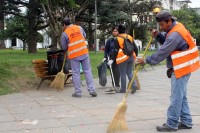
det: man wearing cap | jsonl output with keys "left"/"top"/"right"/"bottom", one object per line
{"left": 137, "top": 10, "right": 200, "bottom": 132}
{"left": 61, "top": 17, "right": 97, "bottom": 98}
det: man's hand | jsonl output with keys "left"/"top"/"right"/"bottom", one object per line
{"left": 135, "top": 57, "right": 146, "bottom": 65}
{"left": 150, "top": 29, "right": 158, "bottom": 37}
{"left": 107, "top": 60, "right": 113, "bottom": 66}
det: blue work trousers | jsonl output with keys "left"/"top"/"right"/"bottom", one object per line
{"left": 166, "top": 73, "right": 192, "bottom": 129}
{"left": 70, "top": 56, "right": 95, "bottom": 95}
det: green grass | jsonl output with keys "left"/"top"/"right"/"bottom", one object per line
{"left": 0, "top": 49, "right": 160, "bottom": 95}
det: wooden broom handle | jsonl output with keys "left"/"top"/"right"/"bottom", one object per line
{"left": 61, "top": 53, "right": 67, "bottom": 72}
{"left": 125, "top": 37, "right": 153, "bottom": 98}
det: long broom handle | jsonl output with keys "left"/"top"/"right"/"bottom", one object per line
{"left": 125, "top": 37, "right": 153, "bottom": 98}
{"left": 60, "top": 52, "right": 67, "bottom": 73}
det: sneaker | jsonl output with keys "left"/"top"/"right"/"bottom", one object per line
{"left": 104, "top": 88, "right": 116, "bottom": 94}
{"left": 178, "top": 122, "right": 192, "bottom": 130}
{"left": 72, "top": 93, "right": 81, "bottom": 98}
{"left": 89, "top": 92, "right": 97, "bottom": 97}
{"left": 156, "top": 123, "right": 177, "bottom": 132}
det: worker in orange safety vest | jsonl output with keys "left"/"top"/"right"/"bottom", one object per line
{"left": 61, "top": 17, "right": 97, "bottom": 98}
{"left": 137, "top": 10, "right": 200, "bottom": 132}
{"left": 108, "top": 24, "right": 138, "bottom": 94}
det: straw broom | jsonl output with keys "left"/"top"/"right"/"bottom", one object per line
{"left": 50, "top": 53, "right": 67, "bottom": 91}
{"left": 107, "top": 37, "right": 153, "bottom": 133}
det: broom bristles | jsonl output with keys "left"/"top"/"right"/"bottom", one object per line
{"left": 107, "top": 98, "right": 128, "bottom": 133}
{"left": 50, "top": 71, "right": 65, "bottom": 91}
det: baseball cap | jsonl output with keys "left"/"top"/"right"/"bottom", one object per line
{"left": 156, "top": 10, "right": 177, "bottom": 22}
{"left": 62, "top": 17, "right": 71, "bottom": 25}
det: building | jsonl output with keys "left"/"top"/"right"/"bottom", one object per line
{"left": 4, "top": 29, "right": 51, "bottom": 49}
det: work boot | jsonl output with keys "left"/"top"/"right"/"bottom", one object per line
{"left": 178, "top": 122, "right": 192, "bottom": 130}
{"left": 89, "top": 91, "right": 97, "bottom": 97}
{"left": 156, "top": 123, "right": 177, "bottom": 132}
{"left": 72, "top": 93, "right": 81, "bottom": 98}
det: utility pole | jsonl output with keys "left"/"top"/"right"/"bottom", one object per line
{"left": 94, "top": 0, "right": 98, "bottom": 54}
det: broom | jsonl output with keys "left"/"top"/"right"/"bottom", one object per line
{"left": 133, "top": 60, "right": 140, "bottom": 90}
{"left": 107, "top": 37, "right": 153, "bottom": 133}
{"left": 50, "top": 52, "right": 67, "bottom": 91}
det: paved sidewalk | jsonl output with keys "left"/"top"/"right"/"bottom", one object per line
{"left": 0, "top": 66, "right": 200, "bottom": 133}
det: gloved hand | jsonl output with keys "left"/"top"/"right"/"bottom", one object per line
{"left": 102, "top": 58, "right": 107, "bottom": 62}
{"left": 107, "top": 60, "right": 113, "bottom": 66}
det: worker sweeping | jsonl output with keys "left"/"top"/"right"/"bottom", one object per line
{"left": 137, "top": 10, "right": 200, "bottom": 132}
{"left": 61, "top": 17, "right": 97, "bottom": 98}
{"left": 107, "top": 34, "right": 152, "bottom": 133}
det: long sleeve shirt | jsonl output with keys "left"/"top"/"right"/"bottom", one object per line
{"left": 61, "top": 24, "right": 88, "bottom": 60}
{"left": 145, "top": 22, "right": 189, "bottom": 68}
{"left": 104, "top": 36, "right": 117, "bottom": 59}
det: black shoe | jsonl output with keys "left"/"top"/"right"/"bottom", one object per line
{"left": 131, "top": 87, "right": 137, "bottom": 94}
{"left": 72, "top": 93, "right": 81, "bottom": 98}
{"left": 89, "top": 92, "right": 97, "bottom": 97}
{"left": 156, "top": 123, "right": 177, "bottom": 132}
{"left": 178, "top": 122, "right": 192, "bottom": 130}
{"left": 116, "top": 89, "right": 126, "bottom": 93}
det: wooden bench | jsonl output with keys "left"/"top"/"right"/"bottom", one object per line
{"left": 32, "top": 59, "right": 72, "bottom": 89}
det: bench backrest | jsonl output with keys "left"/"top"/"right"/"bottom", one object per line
{"left": 32, "top": 60, "right": 48, "bottom": 78}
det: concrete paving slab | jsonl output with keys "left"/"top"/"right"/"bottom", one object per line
{"left": 0, "top": 121, "right": 23, "bottom": 132}
{"left": 0, "top": 66, "right": 200, "bottom": 133}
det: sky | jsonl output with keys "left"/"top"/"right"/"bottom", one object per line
{"left": 188, "top": 0, "right": 200, "bottom": 8}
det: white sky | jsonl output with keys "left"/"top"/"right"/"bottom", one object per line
{"left": 188, "top": 0, "right": 200, "bottom": 8}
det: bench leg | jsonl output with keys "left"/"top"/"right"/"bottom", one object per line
{"left": 37, "top": 79, "right": 45, "bottom": 90}
{"left": 65, "top": 74, "right": 72, "bottom": 84}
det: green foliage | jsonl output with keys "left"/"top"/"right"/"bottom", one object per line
{"left": 172, "top": 7, "right": 200, "bottom": 45}
{"left": 0, "top": 16, "right": 43, "bottom": 43}
{"left": 134, "top": 24, "right": 150, "bottom": 46}
{"left": 0, "top": 16, "right": 28, "bottom": 41}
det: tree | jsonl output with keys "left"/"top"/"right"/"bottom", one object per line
{"left": 0, "top": 0, "right": 5, "bottom": 49}
{"left": 0, "top": 16, "right": 43, "bottom": 51}
{"left": 40, "top": 0, "right": 89, "bottom": 49}
{"left": 172, "top": 6, "right": 200, "bottom": 45}
{"left": 4, "top": 0, "right": 48, "bottom": 53}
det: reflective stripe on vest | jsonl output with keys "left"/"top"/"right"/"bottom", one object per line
{"left": 68, "top": 45, "right": 87, "bottom": 55}
{"left": 173, "top": 56, "right": 200, "bottom": 70}
{"left": 116, "top": 49, "right": 128, "bottom": 62}
{"left": 167, "top": 23, "right": 200, "bottom": 78}
{"left": 64, "top": 25, "right": 88, "bottom": 59}
{"left": 171, "top": 47, "right": 198, "bottom": 59}
{"left": 68, "top": 39, "right": 85, "bottom": 47}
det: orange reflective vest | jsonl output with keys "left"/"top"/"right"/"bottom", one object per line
{"left": 116, "top": 34, "right": 134, "bottom": 64}
{"left": 167, "top": 23, "right": 200, "bottom": 78}
{"left": 64, "top": 25, "right": 88, "bottom": 59}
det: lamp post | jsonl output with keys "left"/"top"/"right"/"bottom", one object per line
{"left": 153, "top": 4, "right": 161, "bottom": 49}
{"left": 94, "top": 0, "right": 98, "bottom": 54}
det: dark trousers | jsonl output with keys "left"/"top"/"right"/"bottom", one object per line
{"left": 110, "top": 61, "right": 120, "bottom": 87}
{"left": 118, "top": 56, "right": 136, "bottom": 91}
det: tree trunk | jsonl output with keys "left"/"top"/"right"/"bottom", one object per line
{"left": 22, "top": 41, "right": 26, "bottom": 51}
{"left": 51, "top": 33, "right": 59, "bottom": 49}
{"left": 27, "top": 0, "right": 38, "bottom": 53}
{"left": 0, "top": 0, "right": 5, "bottom": 49}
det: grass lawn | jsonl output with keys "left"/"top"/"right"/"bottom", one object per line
{"left": 0, "top": 49, "right": 160, "bottom": 95}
